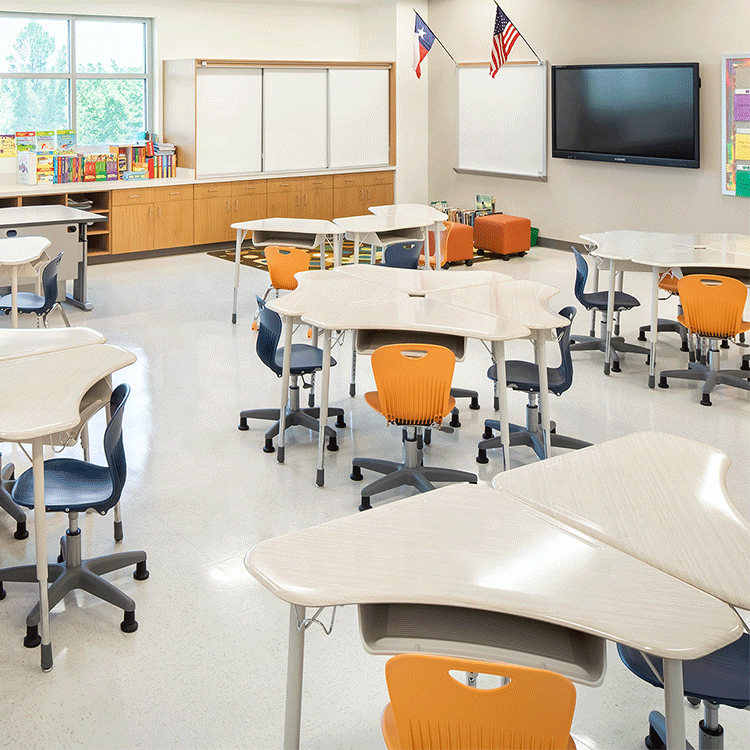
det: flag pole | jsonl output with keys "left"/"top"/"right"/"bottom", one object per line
{"left": 492, "top": 1, "right": 542, "bottom": 64}
{"left": 414, "top": 10, "right": 458, "bottom": 67}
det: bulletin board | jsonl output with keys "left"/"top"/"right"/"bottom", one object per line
{"left": 722, "top": 55, "right": 750, "bottom": 196}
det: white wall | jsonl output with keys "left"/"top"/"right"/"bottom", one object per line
{"left": 427, "top": 0, "right": 750, "bottom": 241}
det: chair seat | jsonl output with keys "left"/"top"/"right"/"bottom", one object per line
{"left": 488, "top": 361, "right": 568, "bottom": 395}
{"left": 275, "top": 343, "right": 337, "bottom": 375}
{"left": 365, "top": 391, "right": 456, "bottom": 424}
{"left": 0, "top": 291, "right": 45, "bottom": 312}
{"left": 617, "top": 634, "right": 750, "bottom": 708}
{"left": 579, "top": 290, "right": 640, "bottom": 312}
{"left": 12, "top": 458, "right": 115, "bottom": 514}
{"left": 677, "top": 314, "right": 750, "bottom": 338}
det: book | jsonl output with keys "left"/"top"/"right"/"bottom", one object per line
{"left": 15, "top": 131, "right": 36, "bottom": 152}
{"left": 0, "top": 134, "right": 17, "bottom": 158}
{"left": 17, "top": 151, "right": 37, "bottom": 184}
{"left": 55, "top": 129, "right": 76, "bottom": 153}
{"left": 475, "top": 194, "right": 494, "bottom": 211}
{"left": 35, "top": 131, "right": 55, "bottom": 151}
{"left": 36, "top": 150, "right": 55, "bottom": 183}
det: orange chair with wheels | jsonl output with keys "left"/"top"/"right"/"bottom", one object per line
{"left": 350, "top": 344, "right": 477, "bottom": 511}
{"left": 423, "top": 221, "right": 475, "bottom": 268}
{"left": 658, "top": 274, "right": 750, "bottom": 405}
{"left": 382, "top": 654, "right": 577, "bottom": 750}
{"left": 252, "top": 246, "right": 310, "bottom": 329}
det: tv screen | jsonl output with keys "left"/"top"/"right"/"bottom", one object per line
{"left": 551, "top": 63, "right": 700, "bottom": 168}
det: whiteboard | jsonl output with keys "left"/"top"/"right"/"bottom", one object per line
{"left": 196, "top": 68, "right": 262, "bottom": 177}
{"left": 456, "top": 62, "right": 547, "bottom": 180}
{"left": 329, "top": 68, "right": 390, "bottom": 168}
{"left": 263, "top": 68, "right": 328, "bottom": 173}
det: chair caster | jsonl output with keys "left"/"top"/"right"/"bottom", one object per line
{"left": 327, "top": 436, "right": 338, "bottom": 452}
{"left": 501, "top": 256, "right": 510, "bottom": 261}
{"left": 133, "top": 561, "right": 149, "bottom": 581}
{"left": 644, "top": 723, "right": 666, "bottom": 750}
{"left": 335, "top": 415, "right": 346, "bottom": 428}
{"left": 424, "top": 429, "right": 431, "bottom": 446}
{"left": 450, "top": 412, "right": 461, "bottom": 428}
{"left": 721, "top": 339, "right": 730, "bottom": 349}
{"left": 687, "top": 696, "right": 701, "bottom": 707}
{"left": 14, "top": 521, "right": 29, "bottom": 540}
{"left": 358, "top": 497, "right": 371, "bottom": 512}
{"left": 24, "top": 624, "right": 41, "bottom": 648}
{"left": 638, "top": 331, "right": 647, "bottom": 342}
{"left": 469, "top": 396, "right": 480, "bottom": 410}
{"left": 658, "top": 377, "right": 669, "bottom": 389}
{"left": 350, "top": 465, "right": 363, "bottom": 481}
{"left": 238, "top": 417, "right": 248, "bottom": 431}
{"left": 483, "top": 427, "right": 493, "bottom": 440}
{"left": 700, "top": 394, "right": 712, "bottom": 406}
{"left": 476, "top": 449, "right": 489, "bottom": 464}
{"left": 263, "top": 438, "right": 275, "bottom": 453}
{"left": 0, "top": 582, "right": 4, "bottom": 600}
{"left": 465, "top": 259, "right": 474, "bottom": 267}
{"left": 120, "top": 610, "right": 138, "bottom": 633}
{"left": 611, "top": 360, "right": 621, "bottom": 373}
{"left": 681, "top": 342, "right": 690, "bottom": 352}
{"left": 741, "top": 360, "right": 750, "bottom": 372}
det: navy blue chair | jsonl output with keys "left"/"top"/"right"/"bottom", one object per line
{"left": 381, "top": 241, "right": 424, "bottom": 269}
{"left": 477, "top": 307, "right": 591, "bottom": 464}
{"left": 0, "top": 384, "right": 148, "bottom": 647}
{"left": 238, "top": 297, "right": 345, "bottom": 458}
{"left": 569, "top": 247, "right": 648, "bottom": 373}
{"left": 618, "top": 634, "right": 749, "bottom": 750}
{"left": 0, "top": 252, "right": 70, "bottom": 327}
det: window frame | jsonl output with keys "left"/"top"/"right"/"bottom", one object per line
{"left": 0, "top": 11, "right": 153, "bottom": 142}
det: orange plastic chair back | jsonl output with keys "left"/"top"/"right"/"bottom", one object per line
{"left": 366, "top": 344, "right": 455, "bottom": 425}
{"left": 658, "top": 270, "right": 679, "bottom": 295}
{"left": 677, "top": 274, "right": 748, "bottom": 339}
{"left": 264, "top": 246, "right": 310, "bottom": 291}
{"left": 382, "top": 654, "right": 577, "bottom": 750}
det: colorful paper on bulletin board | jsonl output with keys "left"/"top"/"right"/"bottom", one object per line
{"left": 736, "top": 170, "right": 750, "bottom": 197}
{"left": 735, "top": 93, "right": 750, "bottom": 121}
{"left": 0, "top": 134, "right": 16, "bottom": 158}
{"left": 735, "top": 132, "right": 750, "bottom": 161}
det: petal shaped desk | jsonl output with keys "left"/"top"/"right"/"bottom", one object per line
{"left": 0, "top": 327, "right": 136, "bottom": 671}
{"left": 0, "top": 235, "right": 51, "bottom": 328}
{"left": 245, "top": 466, "right": 746, "bottom": 750}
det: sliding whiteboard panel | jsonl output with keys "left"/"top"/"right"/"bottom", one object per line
{"left": 329, "top": 68, "right": 390, "bottom": 168}
{"left": 196, "top": 68, "right": 262, "bottom": 177}
{"left": 457, "top": 62, "right": 547, "bottom": 180}
{"left": 263, "top": 69, "right": 328, "bottom": 172}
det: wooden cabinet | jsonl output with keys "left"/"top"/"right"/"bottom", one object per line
{"left": 153, "top": 185, "right": 194, "bottom": 249}
{"left": 193, "top": 182, "right": 233, "bottom": 244}
{"left": 267, "top": 176, "right": 332, "bottom": 220}
{"left": 365, "top": 171, "right": 394, "bottom": 208}
{"left": 332, "top": 171, "right": 393, "bottom": 217}
{"left": 231, "top": 180, "right": 267, "bottom": 225}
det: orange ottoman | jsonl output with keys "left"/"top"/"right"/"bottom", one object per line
{"left": 473, "top": 214, "right": 531, "bottom": 260}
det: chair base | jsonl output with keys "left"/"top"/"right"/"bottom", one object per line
{"left": 238, "top": 406, "right": 345, "bottom": 452}
{"left": 658, "top": 360, "right": 750, "bottom": 406}
{"left": 448, "top": 386, "right": 480, "bottom": 428}
{"left": 638, "top": 318, "right": 690, "bottom": 352}
{"left": 570, "top": 334, "right": 649, "bottom": 372}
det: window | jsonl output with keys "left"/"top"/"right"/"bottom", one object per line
{"left": 0, "top": 13, "right": 152, "bottom": 144}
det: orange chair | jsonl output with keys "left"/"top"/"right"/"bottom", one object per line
{"left": 637, "top": 270, "right": 690, "bottom": 354}
{"left": 423, "top": 222, "right": 475, "bottom": 268}
{"left": 350, "top": 344, "right": 477, "bottom": 511}
{"left": 658, "top": 274, "right": 750, "bottom": 405}
{"left": 252, "top": 246, "right": 310, "bottom": 330}
{"left": 381, "top": 654, "right": 577, "bottom": 750}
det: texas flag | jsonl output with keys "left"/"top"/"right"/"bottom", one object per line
{"left": 413, "top": 13, "right": 435, "bottom": 79}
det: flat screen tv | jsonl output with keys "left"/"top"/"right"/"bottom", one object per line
{"left": 551, "top": 63, "right": 700, "bottom": 169}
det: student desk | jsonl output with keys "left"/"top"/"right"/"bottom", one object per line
{"left": 245, "top": 458, "right": 746, "bottom": 750}
{"left": 0, "top": 328, "right": 136, "bottom": 671}
{"left": 580, "top": 231, "right": 750, "bottom": 385}
{"left": 0, "top": 236, "right": 50, "bottom": 328}
{"left": 230, "top": 218, "right": 346, "bottom": 324}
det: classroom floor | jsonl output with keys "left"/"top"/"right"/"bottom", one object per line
{"left": 0, "top": 247, "right": 748, "bottom": 750}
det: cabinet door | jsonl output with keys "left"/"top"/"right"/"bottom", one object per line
{"left": 233, "top": 193, "right": 267, "bottom": 224}
{"left": 333, "top": 185, "right": 365, "bottom": 218}
{"left": 194, "top": 196, "right": 234, "bottom": 244}
{"left": 366, "top": 182, "right": 394, "bottom": 209}
{"left": 110, "top": 203, "right": 154, "bottom": 254}
{"left": 303, "top": 188, "right": 333, "bottom": 220}
{"left": 155, "top": 200, "right": 194, "bottom": 249}
{"left": 266, "top": 191, "right": 304, "bottom": 219}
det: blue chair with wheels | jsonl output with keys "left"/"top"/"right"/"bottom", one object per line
{"left": 477, "top": 307, "right": 591, "bottom": 464}
{"left": 569, "top": 247, "right": 648, "bottom": 373}
{"left": 0, "top": 252, "right": 70, "bottom": 327}
{"left": 381, "top": 241, "right": 424, "bottom": 269}
{"left": 238, "top": 296, "right": 345, "bottom": 457}
{"left": 0, "top": 384, "right": 149, "bottom": 647}
{"left": 617, "top": 634, "right": 749, "bottom": 750}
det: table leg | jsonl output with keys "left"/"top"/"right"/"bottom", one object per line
{"left": 277, "top": 316, "right": 294, "bottom": 463}
{"left": 350, "top": 334, "right": 357, "bottom": 397}
{"left": 589, "top": 263, "right": 600, "bottom": 337}
{"left": 492, "top": 341, "right": 510, "bottom": 471}
{"left": 662, "top": 658, "right": 686, "bottom": 750}
{"left": 284, "top": 604, "right": 306, "bottom": 750}
{"left": 534, "top": 332, "right": 551, "bottom": 459}
{"left": 232, "top": 229, "right": 248, "bottom": 324}
{"left": 32, "top": 437, "right": 52, "bottom": 671}
{"left": 604, "top": 262, "right": 616, "bottom": 375}
{"left": 69, "top": 222, "right": 93, "bottom": 311}
{"left": 353, "top": 236, "right": 361, "bottom": 265}
{"left": 316, "top": 330, "right": 332, "bottom": 487}
{"left": 11, "top": 266, "right": 18, "bottom": 329}
{"left": 317, "top": 240, "right": 325, "bottom": 271}
{"left": 648, "top": 267, "right": 660, "bottom": 388}
{"left": 309, "top": 326, "right": 319, "bottom": 407}
{"left": 433, "top": 221, "right": 443, "bottom": 270}
{"left": 333, "top": 234, "right": 343, "bottom": 267}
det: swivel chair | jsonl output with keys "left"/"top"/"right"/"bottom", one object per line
{"left": 252, "top": 246, "right": 310, "bottom": 330}
{"left": 658, "top": 274, "right": 750, "bottom": 405}
{"left": 381, "top": 241, "right": 424, "bottom": 269}
{"left": 637, "top": 270, "right": 690, "bottom": 354}
{"left": 350, "top": 344, "right": 477, "bottom": 511}
{"left": 239, "top": 297, "right": 345, "bottom": 458}
{"left": 617, "top": 634, "right": 749, "bottom": 750}
{"left": 381, "top": 654, "right": 578, "bottom": 750}
{"left": 0, "top": 384, "right": 149, "bottom": 646}
{"left": 0, "top": 252, "right": 70, "bottom": 327}
{"left": 569, "top": 247, "right": 648, "bottom": 373}
{"left": 477, "top": 307, "right": 591, "bottom": 464}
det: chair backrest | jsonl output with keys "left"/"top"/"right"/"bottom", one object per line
{"left": 677, "top": 274, "right": 748, "bottom": 338}
{"left": 101, "top": 383, "right": 130, "bottom": 508}
{"left": 37, "top": 252, "right": 64, "bottom": 313}
{"left": 383, "top": 654, "right": 577, "bottom": 750}
{"left": 371, "top": 344, "right": 455, "bottom": 425}
{"left": 264, "top": 246, "right": 310, "bottom": 291}
{"left": 255, "top": 295, "right": 283, "bottom": 375}
{"left": 571, "top": 247, "right": 590, "bottom": 303}
{"left": 382, "top": 241, "right": 424, "bottom": 269}
{"left": 551, "top": 305, "right": 577, "bottom": 396}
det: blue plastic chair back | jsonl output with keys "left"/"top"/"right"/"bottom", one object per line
{"left": 102, "top": 383, "right": 130, "bottom": 508}
{"left": 255, "top": 296, "right": 283, "bottom": 376}
{"left": 382, "top": 241, "right": 424, "bottom": 269}
{"left": 572, "top": 247, "right": 590, "bottom": 303}
{"left": 553, "top": 306, "right": 577, "bottom": 395}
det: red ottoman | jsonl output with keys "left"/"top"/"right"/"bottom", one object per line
{"left": 473, "top": 214, "right": 531, "bottom": 260}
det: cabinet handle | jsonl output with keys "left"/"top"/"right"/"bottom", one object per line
{"left": 208, "top": 188, "right": 219, "bottom": 192}
{"left": 149, "top": 206, "right": 153, "bottom": 219}
{"left": 169, "top": 191, "right": 180, "bottom": 195}
{"left": 360, "top": 189, "right": 364, "bottom": 200}
{"left": 304, "top": 195, "right": 308, "bottom": 205}
{"left": 280, "top": 183, "right": 291, "bottom": 187}
{"left": 157, "top": 206, "right": 162, "bottom": 219}
{"left": 296, "top": 195, "right": 300, "bottom": 206}
{"left": 234, "top": 200, "right": 238, "bottom": 211}
{"left": 226, "top": 201, "right": 231, "bottom": 213}
{"left": 345, "top": 178, "right": 354, "bottom": 183}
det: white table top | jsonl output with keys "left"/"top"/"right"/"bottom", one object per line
{"left": 0, "top": 236, "right": 50, "bottom": 266}
{"left": 581, "top": 230, "right": 750, "bottom": 269}
{"left": 0, "top": 205, "right": 105, "bottom": 227}
{"left": 246, "top": 483, "right": 743, "bottom": 659}
{"left": 333, "top": 213, "right": 436, "bottom": 234}
{"left": 0, "top": 327, "right": 106, "bottom": 361}
{"left": 231, "top": 217, "right": 344, "bottom": 235}
{"left": 368, "top": 203, "right": 448, "bottom": 222}
{"left": 492, "top": 431, "right": 750, "bottom": 611}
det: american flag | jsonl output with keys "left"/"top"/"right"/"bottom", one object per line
{"left": 490, "top": 6, "right": 520, "bottom": 77}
